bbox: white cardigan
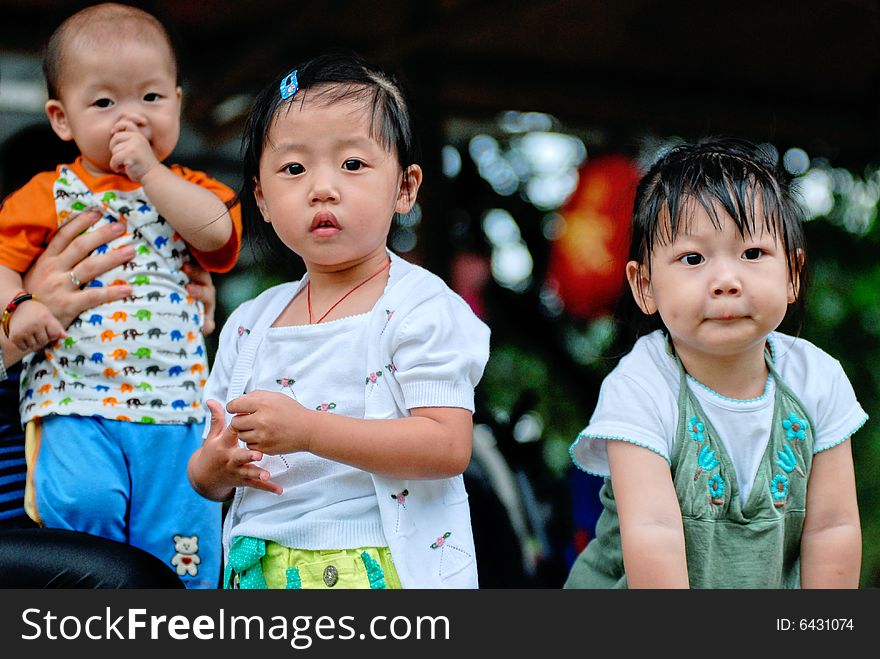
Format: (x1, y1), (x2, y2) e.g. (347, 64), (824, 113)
(207, 252), (491, 588)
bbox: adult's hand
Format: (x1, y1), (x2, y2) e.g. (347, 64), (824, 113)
(23, 210), (134, 327)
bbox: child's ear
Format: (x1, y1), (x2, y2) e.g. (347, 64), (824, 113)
(253, 178), (270, 223)
(788, 248), (806, 303)
(395, 164), (423, 214)
(626, 260), (657, 315)
(45, 100), (73, 141)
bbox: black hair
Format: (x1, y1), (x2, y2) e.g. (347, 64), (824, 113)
(240, 51), (421, 258)
(619, 136), (808, 345)
(42, 3), (178, 100)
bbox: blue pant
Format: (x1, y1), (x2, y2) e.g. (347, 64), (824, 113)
(29, 415), (220, 589)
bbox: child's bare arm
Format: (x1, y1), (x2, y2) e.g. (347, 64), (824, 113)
(0, 265), (65, 353)
(6, 299), (66, 353)
(1, 211), (135, 368)
(139, 166), (233, 252)
(0, 265), (27, 308)
(225, 391), (473, 480)
(0, 265), (27, 313)
(800, 439), (861, 587)
(607, 440), (690, 588)
(109, 121), (233, 252)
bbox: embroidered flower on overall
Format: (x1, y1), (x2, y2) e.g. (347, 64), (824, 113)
(385, 362), (397, 374)
(688, 416), (705, 442)
(708, 473), (725, 505)
(782, 413), (808, 442)
(365, 370), (384, 385)
(688, 415), (705, 455)
(315, 402), (337, 412)
(693, 445), (719, 481)
(391, 489), (409, 506)
(776, 444), (805, 477)
(237, 325), (251, 336)
(770, 473), (789, 508)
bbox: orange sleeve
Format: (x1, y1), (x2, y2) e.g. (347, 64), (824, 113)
(0, 172), (60, 273)
(170, 164), (242, 273)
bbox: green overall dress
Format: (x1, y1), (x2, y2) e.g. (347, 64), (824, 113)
(565, 348), (814, 588)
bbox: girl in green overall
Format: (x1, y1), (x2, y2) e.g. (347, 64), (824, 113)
(565, 138), (866, 588)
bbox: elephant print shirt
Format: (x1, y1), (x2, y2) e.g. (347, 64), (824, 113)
(0, 158), (241, 425)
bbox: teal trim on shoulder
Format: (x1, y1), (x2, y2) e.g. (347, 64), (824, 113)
(569, 432), (671, 476)
(813, 414), (869, 455)
(569, 434), (607, 476)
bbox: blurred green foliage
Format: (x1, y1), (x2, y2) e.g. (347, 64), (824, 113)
(800, 215), (880, 588)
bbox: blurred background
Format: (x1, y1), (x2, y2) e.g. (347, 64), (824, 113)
(1, 0), (879, 587)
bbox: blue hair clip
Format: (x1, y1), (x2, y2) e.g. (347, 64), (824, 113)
(280, 70), (299, 100)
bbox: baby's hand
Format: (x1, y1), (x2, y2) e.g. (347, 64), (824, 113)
(227, 390), (311, 456)
(7, 299), (66, 353)
(109, 119), (160, 181)
(190, 399), (283, 496)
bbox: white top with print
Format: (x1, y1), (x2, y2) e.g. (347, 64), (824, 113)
(19, 164), (209, 425)
(208, 253), (491, 587)
(231, 313), (385, 550)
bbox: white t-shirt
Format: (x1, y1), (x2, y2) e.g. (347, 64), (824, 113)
(570, 330), (868, 504)
(232, 313), (386, 550)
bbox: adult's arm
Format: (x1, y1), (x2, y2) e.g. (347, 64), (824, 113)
(0, 211), (134, 369)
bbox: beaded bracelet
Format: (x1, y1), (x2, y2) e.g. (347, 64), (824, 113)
(1, 291), (36, 338)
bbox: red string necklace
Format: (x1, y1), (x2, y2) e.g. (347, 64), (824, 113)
(307, 257), (391, 324)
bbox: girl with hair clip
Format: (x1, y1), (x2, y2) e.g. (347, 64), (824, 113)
(564, 138), (866, 588)
(188, 53), (490, 589)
